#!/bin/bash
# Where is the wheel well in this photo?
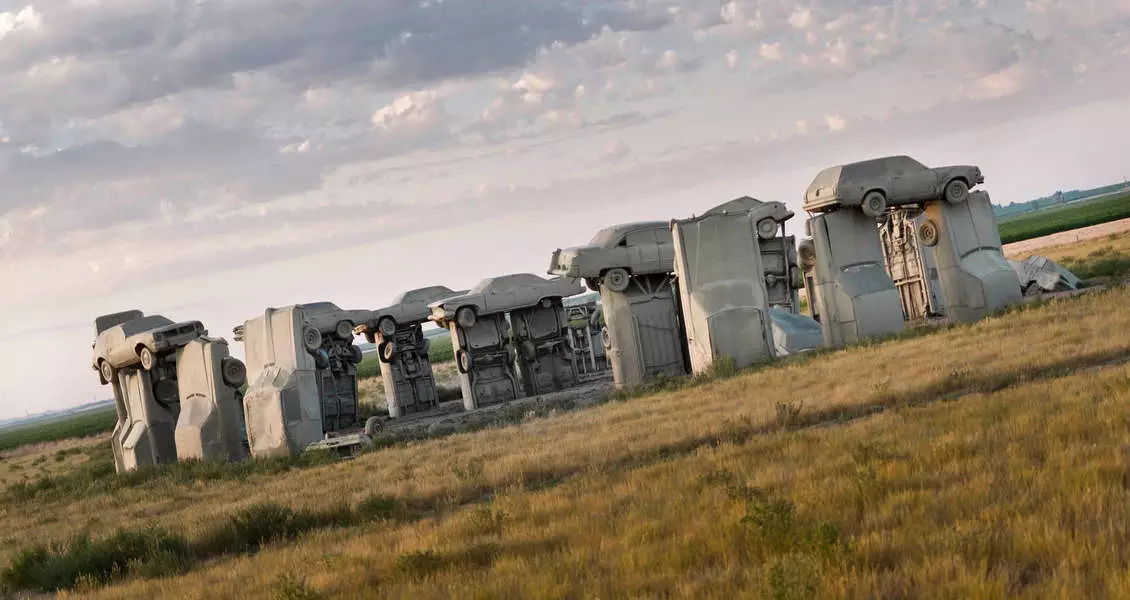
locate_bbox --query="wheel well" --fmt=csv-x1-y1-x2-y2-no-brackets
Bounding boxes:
946,176,969,188
135,343,148,357
862,188,887,201
599,267,633,276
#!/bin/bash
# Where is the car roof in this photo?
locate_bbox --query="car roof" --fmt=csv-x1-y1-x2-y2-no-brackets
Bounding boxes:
470,273,547,294
392,285,456,305
119,315,176,336
589,221,669,246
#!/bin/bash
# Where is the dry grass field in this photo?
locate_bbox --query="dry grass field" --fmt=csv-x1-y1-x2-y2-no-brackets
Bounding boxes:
2,240,1130,599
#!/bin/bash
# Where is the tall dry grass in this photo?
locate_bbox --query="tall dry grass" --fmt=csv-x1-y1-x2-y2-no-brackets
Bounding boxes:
2,285,1129,598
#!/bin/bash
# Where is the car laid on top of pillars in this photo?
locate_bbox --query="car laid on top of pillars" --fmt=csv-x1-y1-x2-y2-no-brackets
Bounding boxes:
547,221,675,292
803,155,984,218
92,310,208,384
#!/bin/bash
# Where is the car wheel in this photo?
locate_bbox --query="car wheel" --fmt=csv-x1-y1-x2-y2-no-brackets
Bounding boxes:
944,179,969,204
302,326,322,352
221,357,247,388
604,267,631,293
918,219,941,247
348,345,365,364
378,341,396,363
756,217,779,241
335,320,354,340
364,416,384,436
455,306,477,329
520,340,537,362
456,349,472,374
378,316,397,337
797,240,817,269
584,277,601,292
861,191,887,218
99,360,115,385
417,338,432,357
139,346,156,371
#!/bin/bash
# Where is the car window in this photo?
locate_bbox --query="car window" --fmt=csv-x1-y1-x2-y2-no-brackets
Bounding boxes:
887,156,927,175
842,159,888,182
623,228,657,246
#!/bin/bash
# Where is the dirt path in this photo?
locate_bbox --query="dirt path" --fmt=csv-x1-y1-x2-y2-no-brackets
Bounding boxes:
1003,217,1130,258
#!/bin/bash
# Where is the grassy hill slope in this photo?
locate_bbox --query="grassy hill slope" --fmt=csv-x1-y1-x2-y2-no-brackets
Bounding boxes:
2,279,1130,598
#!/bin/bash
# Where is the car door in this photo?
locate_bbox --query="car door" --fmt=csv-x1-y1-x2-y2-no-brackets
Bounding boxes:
889,156,937,202
625,227,665,273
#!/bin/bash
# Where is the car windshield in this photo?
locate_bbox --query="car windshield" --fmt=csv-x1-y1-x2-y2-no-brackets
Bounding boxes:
120,315,175,336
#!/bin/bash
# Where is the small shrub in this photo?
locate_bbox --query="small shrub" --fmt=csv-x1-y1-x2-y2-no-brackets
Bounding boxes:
465,506,508,538
357,494,402,522
0,527,191,593
272,574,323,600
766,555,820,600
450,458,485,482
775,402,804,431
395,550,446,578
742,498,799,553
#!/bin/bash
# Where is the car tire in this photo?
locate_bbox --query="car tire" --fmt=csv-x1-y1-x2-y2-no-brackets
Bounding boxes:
348,345,365,364
335,320,354,340
364,416,384,437
797,240,817,269
756,217,779,240
944,179,969,204
99,360,115,385
455,306,477,329
417,338,432,357
456,349,472,374
861,191,887,218
221,357,247,388
302,326,322,352
604,268,631,293
139,346,156,371
918,219,941,247
378,341,395,363
378,316,397,337
520,340,537,362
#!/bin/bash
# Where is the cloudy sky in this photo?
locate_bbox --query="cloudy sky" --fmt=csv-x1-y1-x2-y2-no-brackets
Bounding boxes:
2,0,1129,418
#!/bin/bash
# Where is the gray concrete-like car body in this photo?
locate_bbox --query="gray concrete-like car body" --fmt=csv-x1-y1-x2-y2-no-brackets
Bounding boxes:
703,196,804,313
92,310,206,472
92,311,206,384
804,155,984,218
672,211,776,373
804,209,907,346
174,337,248,463
879,209,945,321
548,221,675,292
429,274,583,410
547,222,687,390
918,191,1022,322
236,302,369,458
355,286,465,418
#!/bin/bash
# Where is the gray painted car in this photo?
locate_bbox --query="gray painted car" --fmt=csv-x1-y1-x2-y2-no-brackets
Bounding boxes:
547,221,675,292
804,155,984,217
428,273,584,329
354,286,465,343
92,311,207,383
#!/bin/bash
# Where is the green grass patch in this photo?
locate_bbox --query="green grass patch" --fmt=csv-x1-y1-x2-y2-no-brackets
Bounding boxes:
1056,244,1130,280
3,445,341,505
999,192,1130,244
0,408,118,453
355,335,454,379
1,494,410,594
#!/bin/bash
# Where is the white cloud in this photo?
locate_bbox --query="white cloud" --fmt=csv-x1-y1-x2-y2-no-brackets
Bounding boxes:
789,6,814,29
371,90,441,130
726,49,740,70
760,42,784,61
0,5,41,40
825,114,846,132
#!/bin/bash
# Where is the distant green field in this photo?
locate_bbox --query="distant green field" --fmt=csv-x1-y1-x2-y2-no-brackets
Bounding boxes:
999,192,1130,244
0,408,117,453
355,335,454,379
